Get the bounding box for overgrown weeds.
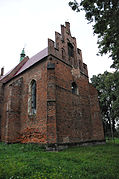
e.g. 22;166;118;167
0;140;119;179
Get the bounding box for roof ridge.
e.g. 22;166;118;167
0;56;29;83
0;47;48;83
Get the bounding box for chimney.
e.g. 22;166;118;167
1;67;4;76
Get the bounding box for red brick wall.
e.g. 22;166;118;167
54;58;93;143
47;62;57;143
0;58;104;144
46;22;104;144
2;78;23;143
46;57;104;144
1;60;48;143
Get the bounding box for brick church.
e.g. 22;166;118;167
0;22;105;147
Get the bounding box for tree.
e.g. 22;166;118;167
69;0;119;69
91;71;119;138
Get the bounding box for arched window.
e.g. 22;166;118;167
28;80;36;115
71;82;78;95
68;43;74;57
31;80;36;114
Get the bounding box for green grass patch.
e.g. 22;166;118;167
106;137;119;144
0;141;119;179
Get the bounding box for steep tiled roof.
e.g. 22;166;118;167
0;47;48;83
15;47;48;76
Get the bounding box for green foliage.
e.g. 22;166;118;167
0;142;119;178
69;0;119;69
91;71;119;137
106;137;119;144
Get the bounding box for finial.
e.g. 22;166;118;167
20;48;26;62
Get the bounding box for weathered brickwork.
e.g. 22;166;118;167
0;60;48;143
0;22;105;146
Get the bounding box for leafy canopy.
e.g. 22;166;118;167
69;0;119;69
91;71;119;136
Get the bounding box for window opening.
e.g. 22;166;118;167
72;82;78;95
28;80;36;115
62;48;65;60
31;80;36;114
68;43;74;57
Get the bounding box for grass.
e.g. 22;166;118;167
0;139;119;179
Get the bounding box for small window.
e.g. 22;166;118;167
62;48;65;60
28;80;36;115
68;43;74;57
72;82;78;95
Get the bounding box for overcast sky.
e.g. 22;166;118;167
0;0;113;79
